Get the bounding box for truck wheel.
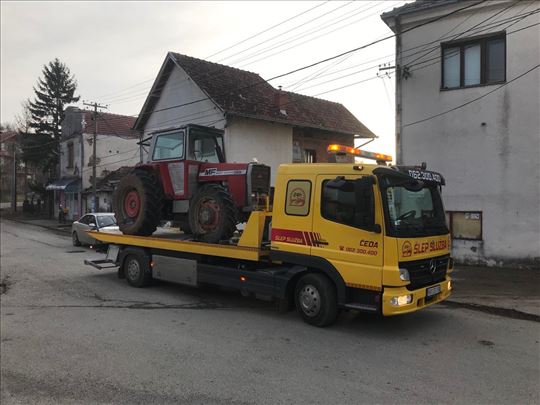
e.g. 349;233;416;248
295;273;338;327
189;184;237;243
113;169;162;236
124;253;152;287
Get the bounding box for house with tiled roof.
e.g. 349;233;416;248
50;108;141;219
134;52;376;183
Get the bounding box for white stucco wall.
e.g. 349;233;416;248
142;64;225;140
226;117;293;185
395;1;540;264
61;133;140;190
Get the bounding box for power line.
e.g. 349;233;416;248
98;0;493;127
404;0;521;68
136;1;484;123
403;64;540;128
106;1;514;114
278;2;529;92
405;13;540;72
105;4;389;106
93;78;155;100
231;1;388;67
100;13;534;134
90;2;332;103
205;1;331;60
216;1;356;63
237;1;399;69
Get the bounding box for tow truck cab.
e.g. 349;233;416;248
271;149;452;316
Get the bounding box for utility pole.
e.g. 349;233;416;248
11;141;17;212
83;101;107;213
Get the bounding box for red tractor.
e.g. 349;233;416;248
113;124;271;243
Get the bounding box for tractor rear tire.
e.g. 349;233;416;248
113;169;162;236
189;184;237;243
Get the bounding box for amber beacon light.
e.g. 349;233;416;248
327;144;393;162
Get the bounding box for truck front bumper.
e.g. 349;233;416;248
382;277;451;316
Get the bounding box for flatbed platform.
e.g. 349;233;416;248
89;231;268;261
88;211;271;262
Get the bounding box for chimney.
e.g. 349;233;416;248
274;86;288;115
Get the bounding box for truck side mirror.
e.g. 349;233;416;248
355;177;379;233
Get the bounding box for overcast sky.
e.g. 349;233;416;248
1;1;406;156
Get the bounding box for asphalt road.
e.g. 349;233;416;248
1;219;539;404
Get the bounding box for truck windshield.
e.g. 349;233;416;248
383;182;448;237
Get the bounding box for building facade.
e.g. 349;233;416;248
51;108;141;219
382;0;540;266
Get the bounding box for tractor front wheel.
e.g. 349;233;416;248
189;184;237;243
113;169;162;236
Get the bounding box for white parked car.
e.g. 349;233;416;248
72;213;119;246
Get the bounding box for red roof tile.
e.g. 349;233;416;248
82;111;139;138
135;52;375;137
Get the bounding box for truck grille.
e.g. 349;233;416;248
400;255;449;291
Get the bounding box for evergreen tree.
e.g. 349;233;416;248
23;58;79;175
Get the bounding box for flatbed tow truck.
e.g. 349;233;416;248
86;145;453;326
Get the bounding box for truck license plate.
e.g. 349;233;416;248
426;285;441;298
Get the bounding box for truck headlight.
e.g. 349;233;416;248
399;268;410;281
390;295;413;306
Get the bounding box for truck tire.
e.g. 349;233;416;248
123;252;152;287
189;184;237;243
295;273;338;327
113;169;162;236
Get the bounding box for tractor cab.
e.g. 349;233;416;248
114;124;271;243
149;124;225;164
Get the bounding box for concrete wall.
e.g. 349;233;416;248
395;1;540;265
226;117;293;185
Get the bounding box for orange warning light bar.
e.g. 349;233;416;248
327;144;393;162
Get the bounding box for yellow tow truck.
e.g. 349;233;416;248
86;145;452;326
